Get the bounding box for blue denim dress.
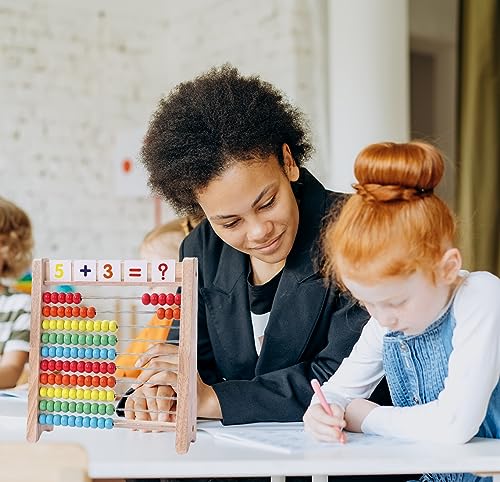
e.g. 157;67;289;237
383;305;500;482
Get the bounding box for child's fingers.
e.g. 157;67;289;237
157;385;175;423
145;386;159;421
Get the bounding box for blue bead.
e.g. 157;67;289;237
100;349;108;359
53;414;61;426
82;416;90;428
108;349;116;360
78;348;85;358
39;414;46;424
45;414;54;425
55;346;63;357
70;347;78;358
63;347;71;358
40;346;48;357
48;347;56;357
75;416;83;427
90;417;98;428
92;348;100;359
60;415;68;426
105;418;113;429
85;348;93;359
97;418;105;429
68;415;76;427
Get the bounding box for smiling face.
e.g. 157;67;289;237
196;147;300;270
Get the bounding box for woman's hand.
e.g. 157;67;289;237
303;402;346;443
344;398;379;433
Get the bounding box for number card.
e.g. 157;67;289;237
97;260;121;282
73;260;97;282
151;259;176;283
48;260;72;282
123;260;148;282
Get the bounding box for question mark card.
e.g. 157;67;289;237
151;259;176;283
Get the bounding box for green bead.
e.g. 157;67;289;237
56;333;64;344
101;335;109;345
64;334;71;344
91;403;99;414
75;402;83;413
41;333;49;343
83;403;91;414
46;400;54;412
98;404;106;415
68;402;76;412
71;334;79;344
105;404;115;415
108;335;117;346
61;401;69;412
78;335;86;345
86;335;93;345
53;401;61;412
39;400;47;411
48;333;57;344
93;335;101;346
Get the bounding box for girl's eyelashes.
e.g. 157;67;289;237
259;196;276;210
220;196;276;229
222;219;240;229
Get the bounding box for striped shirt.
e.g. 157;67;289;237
0;288;30;355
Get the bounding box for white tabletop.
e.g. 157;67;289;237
1;397;499;480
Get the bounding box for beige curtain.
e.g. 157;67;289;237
457;0;500;275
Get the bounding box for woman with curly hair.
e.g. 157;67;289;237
123;65;407;482
0;197;33;388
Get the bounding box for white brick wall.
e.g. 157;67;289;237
0;0;327;261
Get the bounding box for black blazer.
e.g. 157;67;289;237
180;168;390;425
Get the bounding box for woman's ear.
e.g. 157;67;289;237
282;144;300;182
437;248;462;285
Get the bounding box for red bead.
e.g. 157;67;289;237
84;362;93;373
141;293;151;305
92;376;100;387
150;293;159;306
99;377;108;388
50;306;58;317
66;292;74;304
62;360;70;371
99;362;108;374
173;308;180;320
40;373;48;384
175;293;181;305
57;306;65;317
92;362;100;373
48;360;56;371
158;293;166;305
62;374;70;385
156;308;165;320
55;360;63;371
47;373;55;385
65;307;73;317
42;306;50;317
73;293;82;304
51;292;59;303
69;374;78;385
84;376;92;387
71;361;79;372
43;292;51;303
58;293;66;303
166;293;175;305
107;376;116;388
77;361;85;372
40;359;48;371
80;306;87;318
107;362;116;374
54;374;62;385
72;307;80;317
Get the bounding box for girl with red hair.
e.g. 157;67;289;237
304;141;500;482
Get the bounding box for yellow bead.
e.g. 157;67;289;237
56;319;64;330
39;387;47;397
47;387;55;398
49;319;57;330
101;320;109;331
83;389;91;400
76;389;84;400
91;390;99;401
98;390;107;401
54;387;62;398
69;388;77;399
42;320;50;330
85;320;94;331
64;320;71;330
78;320;86;331
61;388;69;399
106;390;115;402
71;320;79;331
109;320;118;332
93;320;101;331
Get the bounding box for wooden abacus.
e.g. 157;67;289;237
27;258;198;454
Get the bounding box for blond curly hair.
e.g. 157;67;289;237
0;197;33;279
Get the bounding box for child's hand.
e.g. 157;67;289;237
303;402;346;443
344;398;379;433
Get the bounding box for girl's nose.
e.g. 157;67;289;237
247;219;272;242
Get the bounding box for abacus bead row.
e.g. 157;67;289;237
41;332;117;346
39;373;116;388
40;346;116;360
156;308;180;320
39;386;115;402
40;359;116;374
41;319;117;331
141;292;181;306
39;400;115;415
39;413;113;429
42;306;96;318
43;292;82;304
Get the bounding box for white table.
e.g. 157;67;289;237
1;398;499;481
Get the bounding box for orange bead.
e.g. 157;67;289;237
65;307;73;317
57;306;65;317
72;307;80;317
100;377;108;388
92;376;100;387
156;308;165;320
80;306;88;318
47;373;55;385
40;373;48;384
42;306;51;317
173;308;180;320
84;376;92;387
69;375;78;385
54;374;62;385
165;308;173;320
78;375;86;387
107;376;116;388
87;306;96;318
62;375;70;386
50;306;58;317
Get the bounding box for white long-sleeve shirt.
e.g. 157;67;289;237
311;271;500;444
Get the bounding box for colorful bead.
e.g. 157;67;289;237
56;319;64;330
82;416;90;428
39;414;46;425
50;307;58;317
41;333;49;343
91;403;98;414
105;418;113;429
70;375;78;386
65;307;73;318
48;360;56;371
100;334;108;345
70;347;78;358
66;292;74;304
57;307;65;317
50;293;59;304
99;362;108;374
93;334;101;345
45;414;54;425
63;347;71;358
40;359;49;370
100;349;108;359
141;293;151;305
173;308;180;319
107;362;116;374
48;347;56;357
158;293;167;305
166;293;175;305
108;349;116;360
106;390;114;402
101;320;109;331
58;293;66;303
85;320;93;331
93;348;101;359
39;400;47;411
39;373;48;384
165;308;173;319
46;400;54;412
73;292;82;304
75;402;83;413
71;320;79;330
78;320;86;331
88;306;96;318
108;335;117;346
62;374;70;385
80;307;88;318
43;292;51;303
175;293;181;305
105;404;115;416
49;319;57;330
97;418;105;429
78;348;85;358
93;320;101;331
61;401;69;412
92;362;100;373
150;293;159;305
42;306;50;317
156;308;165;320
47;373;55;385
109;320;117;332
77;361;85;372
42;319;50;329
68;415;76;427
